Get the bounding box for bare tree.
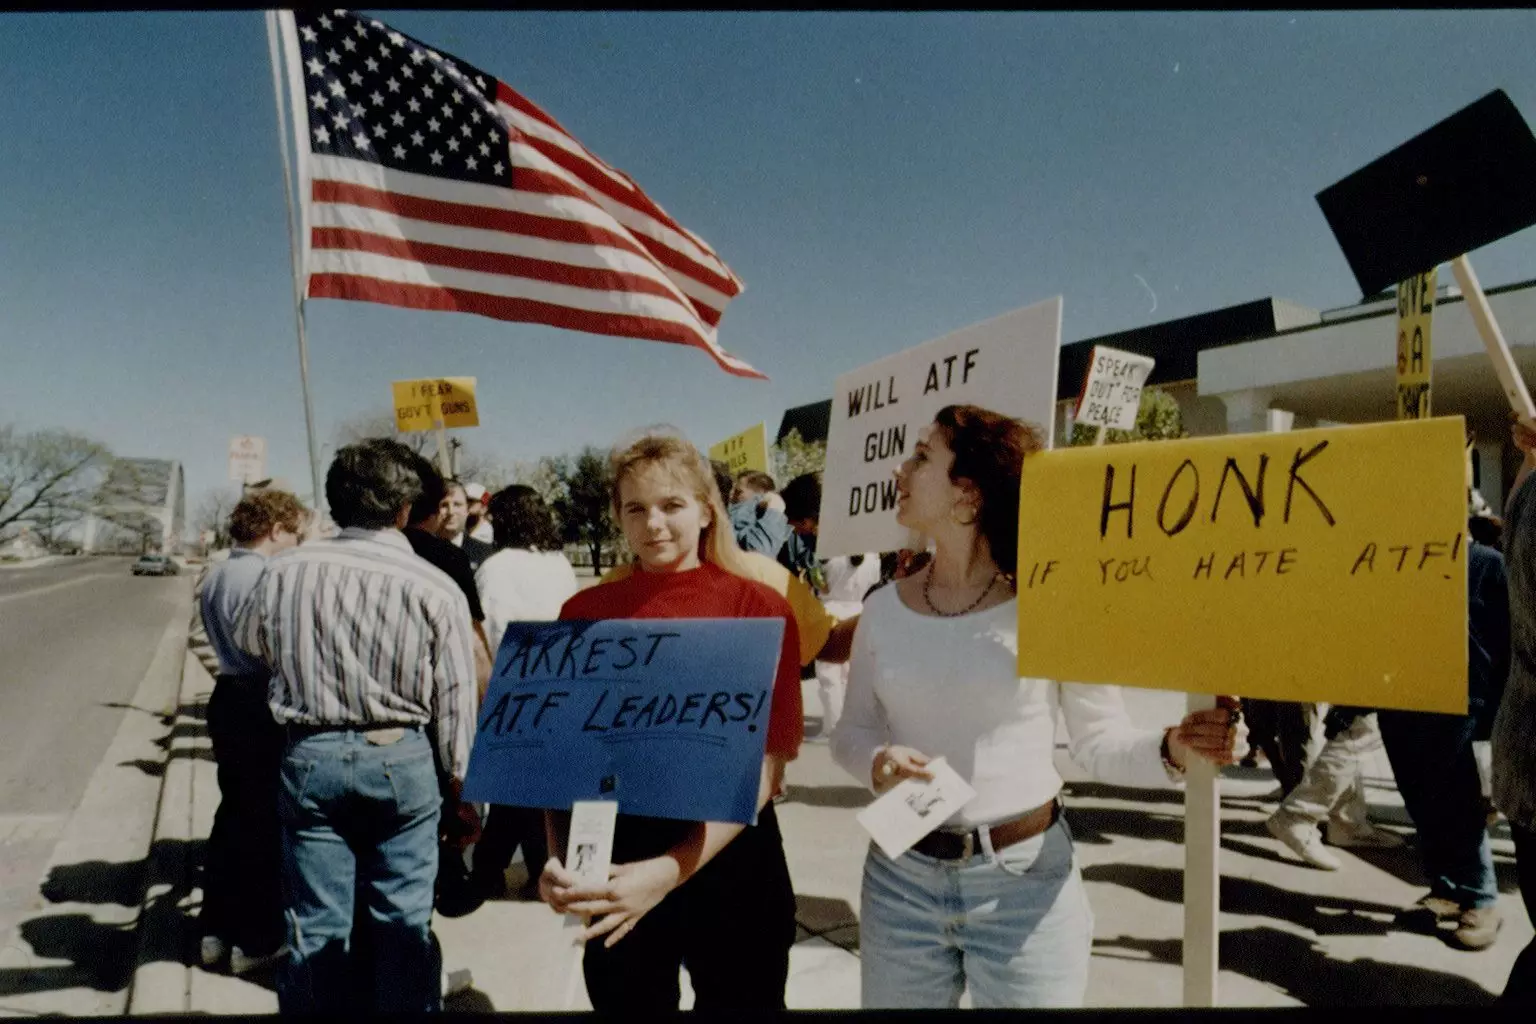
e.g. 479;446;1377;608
0;425;112;538
332;407;508;485
194;486;243;550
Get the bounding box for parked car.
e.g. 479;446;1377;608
131;554;179;577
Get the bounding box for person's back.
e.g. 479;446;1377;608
234;439;478;1014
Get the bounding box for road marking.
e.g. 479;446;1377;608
0;572;119;605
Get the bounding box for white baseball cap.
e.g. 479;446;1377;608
464;482;488;502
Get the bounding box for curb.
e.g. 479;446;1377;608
125;643;206;1014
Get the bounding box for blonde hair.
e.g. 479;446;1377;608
609;428;756;580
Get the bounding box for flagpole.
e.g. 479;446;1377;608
266;10;326;514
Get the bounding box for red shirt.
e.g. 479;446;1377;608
560;561;803;761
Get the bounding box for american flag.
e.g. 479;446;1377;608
279;10;762;379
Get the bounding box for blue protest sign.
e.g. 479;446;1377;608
462;617;786;825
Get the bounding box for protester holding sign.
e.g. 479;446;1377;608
830;404;1243;1009
537;430;804;1011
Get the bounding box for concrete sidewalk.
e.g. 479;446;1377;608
129;671;1533;1011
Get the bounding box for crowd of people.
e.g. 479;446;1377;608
183;402;1536;1011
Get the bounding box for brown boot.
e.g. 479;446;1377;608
1450;906;1503;951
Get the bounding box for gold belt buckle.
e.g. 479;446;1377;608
364;726;407;746
960;831;975;860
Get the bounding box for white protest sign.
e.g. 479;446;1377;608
1075;345;1155;432
818;296;1063;558
228;436;267;484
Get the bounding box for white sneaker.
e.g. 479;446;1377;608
229;945;288;976
1267;813;1342;870
199;935;227;968
1325;819;1403;848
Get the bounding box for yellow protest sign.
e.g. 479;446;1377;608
392;377;479;432
1014;418;1468;713
1396;268;1438;419
708;422;769;477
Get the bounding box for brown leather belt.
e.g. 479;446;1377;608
912;799;1059;861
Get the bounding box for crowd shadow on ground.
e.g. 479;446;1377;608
0;837;268;1000
1093;925;1498;1005
104;699;215;779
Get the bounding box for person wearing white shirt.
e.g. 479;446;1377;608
830;404;1244;1009
813;552;880;734
470;484;579;898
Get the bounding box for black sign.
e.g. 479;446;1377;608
1316;90;1536;298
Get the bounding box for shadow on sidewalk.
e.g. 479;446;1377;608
795;894;859;953
1083;862;1408;939
781;784;870;810
1093;925;1498;1004
0;838;254;999
107;698;216;779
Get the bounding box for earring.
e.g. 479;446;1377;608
952;506;978;527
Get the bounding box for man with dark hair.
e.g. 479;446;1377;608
778;472;823;583
198;489;308;975
234;439;480;1012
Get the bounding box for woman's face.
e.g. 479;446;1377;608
893;423;973;533
618;462;711;573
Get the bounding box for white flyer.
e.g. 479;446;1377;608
566;800;618;887
855;757;977;859
563;800;619;938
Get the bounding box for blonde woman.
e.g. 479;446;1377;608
538;430;803;1011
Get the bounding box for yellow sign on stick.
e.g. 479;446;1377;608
1015;417;1468;713
708;422;769;477
392;377;479;432
1396;268;1438;419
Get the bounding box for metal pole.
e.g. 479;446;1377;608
265;11;325;512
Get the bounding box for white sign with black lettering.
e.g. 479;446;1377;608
1075;345;1155;431
818;296;1063;558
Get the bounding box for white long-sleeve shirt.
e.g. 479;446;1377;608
474;548;579;654
830;583;1175;829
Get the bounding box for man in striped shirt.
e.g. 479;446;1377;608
235;439;479;1013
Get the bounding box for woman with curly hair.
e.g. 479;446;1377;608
831;404;1243;1008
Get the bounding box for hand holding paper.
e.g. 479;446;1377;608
856;756;977;859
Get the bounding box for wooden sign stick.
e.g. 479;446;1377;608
1182;692;1220;1007
1449;254;1536;419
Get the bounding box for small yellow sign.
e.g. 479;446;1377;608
708;422;769;477
392;377;479;432
1014;417;1468;713
1396;268;1437;419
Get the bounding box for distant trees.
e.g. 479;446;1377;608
0;425;113;546
552;446;621;570
1067;387;1186;447
770;428;826;485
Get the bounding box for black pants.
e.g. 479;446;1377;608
1501;824;1536;1004
203;675;285;955
582;802;796;1011
472;805;548;888
1243;699;1311;797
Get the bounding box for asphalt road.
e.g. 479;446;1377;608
0;556;186;939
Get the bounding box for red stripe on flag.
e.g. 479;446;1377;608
514;158;742;301
308;273;768;380
312;179;659;266
310;227;689;305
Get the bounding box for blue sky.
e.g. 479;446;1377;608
3;10;1536;519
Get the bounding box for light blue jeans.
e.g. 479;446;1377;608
276;727;442;1013
860;813;1094;1008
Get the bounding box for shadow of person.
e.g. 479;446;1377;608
1082;862;1403;938
795;893;858;937
1093;925;1498;1005
780;784;870;810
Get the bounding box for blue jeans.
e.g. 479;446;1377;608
1379;709;1497;909
859;813;1093;1008
276;727;442;1013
